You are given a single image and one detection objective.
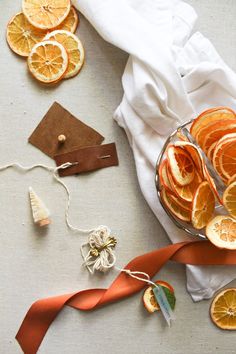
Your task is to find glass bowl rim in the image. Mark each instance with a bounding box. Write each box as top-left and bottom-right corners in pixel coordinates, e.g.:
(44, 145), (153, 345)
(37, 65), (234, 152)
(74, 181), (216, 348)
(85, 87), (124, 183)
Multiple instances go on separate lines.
(155, 118), (206, 239)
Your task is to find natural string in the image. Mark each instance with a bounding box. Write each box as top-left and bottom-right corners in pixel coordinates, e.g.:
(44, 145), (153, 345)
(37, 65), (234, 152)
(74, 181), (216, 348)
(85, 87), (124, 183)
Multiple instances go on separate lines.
(0, 162), (154, 284)
(115, 267), (158, 287)
(80, 227), (157, 284)
(79, 224), (158, 287)
(0, 162), (99, 234)
(80, 225), (117, 273)
(1, 161), (175, 329)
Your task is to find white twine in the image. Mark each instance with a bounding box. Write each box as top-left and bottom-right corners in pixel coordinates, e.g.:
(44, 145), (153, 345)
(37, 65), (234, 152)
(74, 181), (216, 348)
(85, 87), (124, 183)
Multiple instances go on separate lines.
(0, 162), (98, 234)
(80, 225), (157, 287)
(115, 268), (175, 326)
(0, 162), (156, 287)
(115, 267), (157, 287)
(0, 162), (175, 325)
(80, 225), (117, 273)
(80, 229), (156, 285)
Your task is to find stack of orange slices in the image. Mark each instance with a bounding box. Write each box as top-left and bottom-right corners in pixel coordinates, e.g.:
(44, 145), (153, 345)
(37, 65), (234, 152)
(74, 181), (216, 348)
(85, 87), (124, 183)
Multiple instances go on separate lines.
(159, 107), (236, 250)
(6, 0), (84, 84)
(159, 142), (215, 229)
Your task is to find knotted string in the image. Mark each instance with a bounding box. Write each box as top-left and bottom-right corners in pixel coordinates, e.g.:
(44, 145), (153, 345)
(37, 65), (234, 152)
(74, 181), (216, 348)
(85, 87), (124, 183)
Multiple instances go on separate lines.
(115, 267), (157, 287)
(80, 225), (117, 273)
(0, 162), (103, 234)
(0, 163), (127, 275)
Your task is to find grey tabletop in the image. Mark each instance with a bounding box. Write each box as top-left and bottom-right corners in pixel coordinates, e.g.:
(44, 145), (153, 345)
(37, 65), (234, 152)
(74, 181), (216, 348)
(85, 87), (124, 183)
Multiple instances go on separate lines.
(0, 1), (236, 353)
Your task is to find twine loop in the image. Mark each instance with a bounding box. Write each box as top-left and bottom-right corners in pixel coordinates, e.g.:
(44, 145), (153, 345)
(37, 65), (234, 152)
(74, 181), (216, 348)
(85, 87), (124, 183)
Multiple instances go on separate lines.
(80, 226), (117, 274)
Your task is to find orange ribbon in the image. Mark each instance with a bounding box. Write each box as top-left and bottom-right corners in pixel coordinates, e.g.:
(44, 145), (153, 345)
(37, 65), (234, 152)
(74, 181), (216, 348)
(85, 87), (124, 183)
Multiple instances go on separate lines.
(16, 240), (236, 354)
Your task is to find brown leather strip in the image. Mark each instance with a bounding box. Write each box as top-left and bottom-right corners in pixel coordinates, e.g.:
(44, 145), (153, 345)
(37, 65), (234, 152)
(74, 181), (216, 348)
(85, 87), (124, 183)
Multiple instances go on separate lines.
(29, 102), (104, 158)
(54, 143), (119, 176)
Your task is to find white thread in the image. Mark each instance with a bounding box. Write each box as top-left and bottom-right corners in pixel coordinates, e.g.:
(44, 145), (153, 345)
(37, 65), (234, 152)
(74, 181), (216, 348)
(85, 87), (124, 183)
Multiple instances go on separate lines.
(80, 225), (157, 285)
(116, 267), (175, 326)
(115, 267), (157, 287)
(80, 226), (117, 273)
(0, 162), (161, 286)
(0, 162), (98, 234)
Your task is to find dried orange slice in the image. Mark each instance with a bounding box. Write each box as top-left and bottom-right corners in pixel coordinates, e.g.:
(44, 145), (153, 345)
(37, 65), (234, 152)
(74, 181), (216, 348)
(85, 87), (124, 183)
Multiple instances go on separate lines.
(206, 216), (236, 249)
(167, 145), (195, 186)
(161, 188), (191, 222)
(228, 174), (236, 186)
(6, 12), (46, 57)
(207, 142), (217, 162)
(44, 30), (84, 79)
(143, 280), (175, 313)
(190, 107), (236, 138)
(159, 160), (173, 194)
(57, 6), (79, 33)
(210, 288), (236, 330)
(28, 40), (68, 84)
(223, 182), (236, 218)
(22, 0), (71, 30)
(167, 165), (201, 202)
(175, 141), (204, 179)
(191, 181), (215, 229)
(203, 165), (223, 205)
(213, 133), (236, 183)
(195, 120), (236, 153)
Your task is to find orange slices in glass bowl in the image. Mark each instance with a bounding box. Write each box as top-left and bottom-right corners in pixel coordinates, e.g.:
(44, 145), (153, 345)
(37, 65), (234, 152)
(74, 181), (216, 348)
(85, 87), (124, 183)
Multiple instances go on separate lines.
(156, 107), (236, 249)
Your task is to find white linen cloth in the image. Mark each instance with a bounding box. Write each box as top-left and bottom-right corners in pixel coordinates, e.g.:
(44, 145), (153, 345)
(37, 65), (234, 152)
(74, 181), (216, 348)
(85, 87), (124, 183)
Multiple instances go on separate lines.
(72, 0), (236, 301)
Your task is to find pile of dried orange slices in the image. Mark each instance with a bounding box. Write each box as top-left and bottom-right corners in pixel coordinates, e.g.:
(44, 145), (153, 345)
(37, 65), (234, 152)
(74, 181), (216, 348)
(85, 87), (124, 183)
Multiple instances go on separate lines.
(158, 107), (236, 250)
(6, 0), (84, 84)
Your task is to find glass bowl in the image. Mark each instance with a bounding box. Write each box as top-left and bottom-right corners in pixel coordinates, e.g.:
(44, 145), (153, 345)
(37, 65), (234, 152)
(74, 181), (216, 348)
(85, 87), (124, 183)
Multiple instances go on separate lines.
(155, 119), (226, 240)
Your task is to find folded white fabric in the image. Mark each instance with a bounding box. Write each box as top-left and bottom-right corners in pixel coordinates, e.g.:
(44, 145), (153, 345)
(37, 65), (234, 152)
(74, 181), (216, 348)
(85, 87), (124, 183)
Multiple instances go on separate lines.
(73, 0), (236, 301)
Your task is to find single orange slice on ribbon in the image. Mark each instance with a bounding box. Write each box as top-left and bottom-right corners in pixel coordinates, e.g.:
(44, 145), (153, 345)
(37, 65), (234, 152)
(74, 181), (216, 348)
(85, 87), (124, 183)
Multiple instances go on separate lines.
(22, 0), (71, 30)
(210, 288), (236, 330)
(6, 12), (46, 57)
(206, 215), (236, 250)
(167, 145), (195, 186)
(143, 280), (175, 313)
(27, 40), (68, 84)
(191, 181), (215, 229)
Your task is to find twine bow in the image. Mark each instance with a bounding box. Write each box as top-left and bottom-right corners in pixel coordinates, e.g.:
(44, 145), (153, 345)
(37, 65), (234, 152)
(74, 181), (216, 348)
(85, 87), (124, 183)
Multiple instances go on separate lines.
(80, 226), (117, 273)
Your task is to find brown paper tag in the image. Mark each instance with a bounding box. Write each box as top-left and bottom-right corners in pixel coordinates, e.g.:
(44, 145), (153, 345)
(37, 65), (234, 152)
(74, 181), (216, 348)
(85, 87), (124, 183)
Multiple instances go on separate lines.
(29, 102), (104, 158)
(54, 143), (119, 176)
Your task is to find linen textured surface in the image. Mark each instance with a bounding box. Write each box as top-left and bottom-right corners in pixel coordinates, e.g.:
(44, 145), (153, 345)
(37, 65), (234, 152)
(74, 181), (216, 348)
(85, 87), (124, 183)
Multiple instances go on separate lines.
(72, 0), (236, 301)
